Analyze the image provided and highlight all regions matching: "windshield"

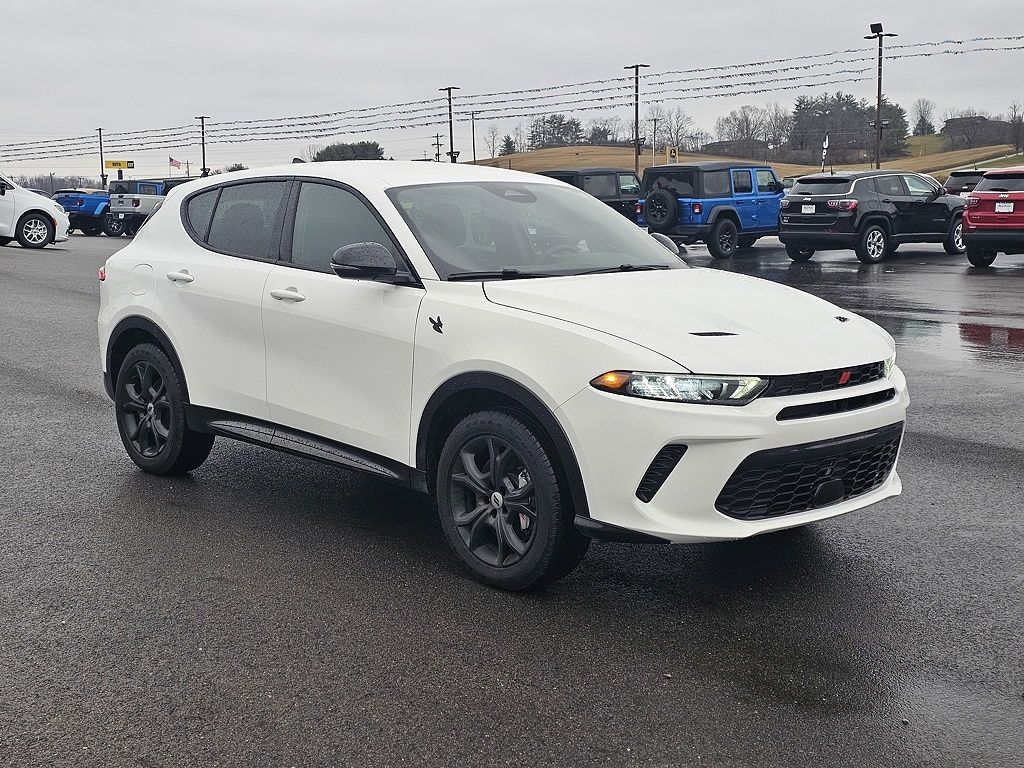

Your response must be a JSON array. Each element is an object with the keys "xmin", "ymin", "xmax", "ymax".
[
  {"xmin": 975, "ymin": 174, "xmax": 1024, "ymax": 193},
  {"xmin": 790, "ymin": 178, "xmax": 852, "ymax": 196},
  {"xmin": 387, "ymin": 181, "xmax": 684, "ymax": 279}
]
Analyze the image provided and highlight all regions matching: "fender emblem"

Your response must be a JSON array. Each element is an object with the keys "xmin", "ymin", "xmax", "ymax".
[
  {"xmin": 838, "ymin": 370, "xmax": 852, "ymax": 385},
  {"xmin": 429, "ymin": 315, "xmax": 444, "ymax": 334}
]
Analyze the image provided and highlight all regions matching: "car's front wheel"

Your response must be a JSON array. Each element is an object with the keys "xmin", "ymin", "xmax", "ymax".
[
  {"xmin": 966, "ymin": 247, "xmax": 997, "ymax": 268},
  {"xmin": 785, "ymin": 244, "xmax": 815, "ymax": 262},
  {"xmin": 944, "ymin": 216, "xmax": 966, "ymax": 255},
  {"xmin": 115, "ymin": 344, "xmax": 215, "ymax": 475},
  {"xmin": 16, "ymin": 213, "xmax": 53, "ymax": 249},
  {"xmin": 436, "ymin": 410, "xmax": 588, "ymax": 590},
  {"xmin": 708, "ymin": 218, "xmax": 738, "ymax": 259},
  {"xmin": 855, "ymin": 223, "xmax": 889, "ymax": 263}
]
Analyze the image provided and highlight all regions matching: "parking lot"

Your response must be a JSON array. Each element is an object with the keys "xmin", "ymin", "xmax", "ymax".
[{"xmin": 1, "ymin": 234, "xmax": 1022, "ymax": 766}]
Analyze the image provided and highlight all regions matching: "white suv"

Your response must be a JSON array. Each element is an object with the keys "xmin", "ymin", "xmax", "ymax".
[
  {"xmin": 98, "ymin": 162, "xmax": 908, "ymax": 590},
  {"xmin": 0, "ymin": 174, "xmax": 70, "ymax": 248}
]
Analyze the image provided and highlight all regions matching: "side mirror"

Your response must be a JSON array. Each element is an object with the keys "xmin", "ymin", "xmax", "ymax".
[
  {"xmin": 650, "ymin": 232, "xmax": 681, "ymax": 255},
  {"xmin": 331, "ymin": 242, "xmax": 398, "ymax": 280}
]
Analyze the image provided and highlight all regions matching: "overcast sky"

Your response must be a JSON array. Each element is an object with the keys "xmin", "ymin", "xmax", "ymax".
[{"xmin": 3, "ymin": 0, "xmax": 1021, "ymax": 178}]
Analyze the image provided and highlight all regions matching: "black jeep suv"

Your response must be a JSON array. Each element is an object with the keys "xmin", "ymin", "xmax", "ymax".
[
  {"xmin": 779, "ymin": 171, "xmax": 966, "ymax": 263},
  {"xmin": 538, "ymin": 167, "xmax": 641, "ymax": 219}
]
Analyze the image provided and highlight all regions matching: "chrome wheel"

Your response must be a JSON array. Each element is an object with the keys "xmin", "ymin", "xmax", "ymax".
[
  {"xmin": 448, "ymin": 434, "xmax": 536, "ymax": 568},
  {"xmin": 120, "ymin": 361, "xmax": 171, "ymax": 458},
  {"xmin": 22, "ymin": 217, "xmax": 49, "ymax": 245}
]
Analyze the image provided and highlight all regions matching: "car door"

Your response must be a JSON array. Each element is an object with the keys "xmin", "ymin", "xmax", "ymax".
[
  {"xmin": 616, "ymin": 172, "xmax": 641, "ymax": 219},
  {"xmin": 155, "ymin": 179, "xmax": 288, "ymax": 420},
  {"xmin": 730, "ymin": 169, "xmax": 757, "ymax": 229},
  {"xmin": 755, "ymin": 169, "xmax": 782, "ymax": 230},
  {"xmin": 0, "ymin": 178, "xmax": 16, "ymax": 238},
  {"xmin": 262, "ymin": 179, "xmax": 424, "ymax": 463},
  {"xmin": 874, "ymin": 174, "xmax": 913, "ymax": 236},
  {"xmin": 902, "ymin": 173, "xmax": 948, "ymax": 235}
]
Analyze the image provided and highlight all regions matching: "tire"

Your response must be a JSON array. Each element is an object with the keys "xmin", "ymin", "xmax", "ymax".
[
  {"xmin": 15, "ymin": 212, "xmax": 53, "ymax": 249},
  {"xmin": 82, "ymin": 220, "xmax": 103, "ymax": 236},
  {"xmin": 855, "ymin": 223, "xmax": 889, "ymax": 264},
  {"xmin": 0, "ymin": 237, "xmax": 11, "ymax": 247},
  {"xmin": 966, "ymin": 247, "xmax": 997, "ymax": 268},
  {"xmin": 102, "ymin": 214, "xmax": 126, "ymax": 237},
  {"xmin": 737, "ymin": 236, "xmax": 757, "ymax": 250},
  {"xmin": 785, "ymin": 244, "xmax": 815, "ymax": 262},
  {"xmin": 436, "ymin": 410, "xmax": 589, "ymax": 591},
  {"xmin": 643, "ymin": 190, "xmax": 678, "ymax": 233},
  {"xmin": 944, "ymin": 216, "xmax": 966, "ymax": 255},
  {"xmin": 114, "ymin": 343, "xmax": 215, "ymax": 475},
  {"xmin": 707, "ymin": 218, "xmax": 738, "ymax": 259},
  {"xmin": 124, "ymin": 218, "xmax": 140, "ymax": 237}
]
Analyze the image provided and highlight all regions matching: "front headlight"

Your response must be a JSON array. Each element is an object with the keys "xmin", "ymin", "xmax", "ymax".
[
  {"xmin": 884, "ymin": 354, "xmax": 896, "ymax": 378},
  {"xmin": 591, "ymin": 371, "xmax": 769, "ymax": 404}
]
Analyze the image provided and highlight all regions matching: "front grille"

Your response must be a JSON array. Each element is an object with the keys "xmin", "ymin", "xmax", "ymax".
[
  {"xmin": 716, "ymin": 422, "xmax": 903, "ymax": 520},
  {"xmin": 776, "ymin": 388, "xmax": 896, "ymax": 421},
  {"xmin": 635, "ymin": 445, "xmax": 687, "ymax": 503},
  {"xmin": 762, "ymin": 361, "xmax": 886, "ymax": 398}
]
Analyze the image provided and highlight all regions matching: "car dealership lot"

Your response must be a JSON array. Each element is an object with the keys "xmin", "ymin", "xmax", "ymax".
[{"xmin": 2, "ymin": 235, "xmax": 1022, "ymax": 765}]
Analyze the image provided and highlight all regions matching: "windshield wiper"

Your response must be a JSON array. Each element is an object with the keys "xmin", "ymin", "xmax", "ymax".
[
  {"xmin": 446, "ymin": 268, "xmax": 548, "ymax": 281},
  {"xmin": 573, "ymin": 264, "xmax": 672, "ymax": 276}
]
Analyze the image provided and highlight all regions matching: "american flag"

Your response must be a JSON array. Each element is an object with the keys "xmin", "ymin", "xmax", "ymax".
[{"xmin": 169, "ymin": 157, "xmax": 182, "ymax": 169}]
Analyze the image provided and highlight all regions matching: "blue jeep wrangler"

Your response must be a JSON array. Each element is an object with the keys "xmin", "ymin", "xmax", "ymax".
[
  {"xmin": 53, "ymin": 188, "xmax": 122, "ymax": 237},
  {"xmin": 637, "ymin": 161, "xmax": 785, "ymax": 259}
]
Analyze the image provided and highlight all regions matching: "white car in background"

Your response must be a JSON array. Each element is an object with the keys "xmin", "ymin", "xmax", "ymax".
[
  {"xmin": 0, "ymin": 174, "xmax": 70, "ymax": 248},
  {"xmin": 97, "ymin": 162, "xmax": 908, "ymax": 590}
]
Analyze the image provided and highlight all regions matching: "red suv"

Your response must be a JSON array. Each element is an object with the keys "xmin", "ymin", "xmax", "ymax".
[{"xmin": 963, "ymin": 167, "xmax": 1024, "ymax": 267}]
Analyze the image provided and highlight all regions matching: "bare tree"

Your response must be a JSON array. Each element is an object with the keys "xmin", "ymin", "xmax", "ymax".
[
  {"xmin": 301, "ymin": 143, "xmax": 323, "ymax": 162},
  {"xmin": 762, "ymin": 102, "xmax": 792, "ymax": 157},
  {"xmin": 643, "ymin": 103, "xmax": 667, "ymax": 149},
  {"xmin": 1009, "ymin": 101, "xmax": 1024, "ymax": 153},
  {"xmin": 484, "ymin": 123, "xmax": 501, "ymax": 158},
  {"xmin": 911, "ymin": 98, "xmax": 937, "ymax": 135},
  {"xmin": 661, "ymin": 107, "xmax": 696, "ymax": 150},
  {"xmin": 513, "ymin": 122, "xmax": 527, "ymax": 153},
  {"xmin": 715, "ymin": 105, "xmax": 768, "ymax": 143}
]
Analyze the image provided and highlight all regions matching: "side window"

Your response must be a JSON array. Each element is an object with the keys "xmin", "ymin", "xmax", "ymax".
[
  {"xmin": 732, "ymin": 170, "xmax": 753, "ymax": 194},
  {"xmin": 290, "ymin": 182, "xmax": 399, "ymax": 274},
  {"xmin": 207, "ymin": 181, "xmax": 289, "ymax": 259},
  {"xmin": 618, "ymin": 174, "xmax": 640, "ymax": 196},
  {"xmin": 185, "ymin": 189, "xmax": 219, "ymax": 240},
  {"xmin": 110, "ymin": 181, "xmax": 130, "ymax": 194},
  {"xmin": 903, "ymin": 175, "xmax": 935, "ymax": 197},
  {"xmin": 581, "ymin": 174, "xmax": 617, "ymax": 199},
  {"xmin": 874, "ymin": 175, "xmax": 905, "ymax": 198},
  {"xmin": 756, "ymin": 170, "xmax": 777, "ymax": 192},
  {"xmin": 702, "ymin": 170, "xmax": 730, "ymax": 198},
  {"xmin": 138, "ymin": 183, "xmax": 159, "ymax": 195}
]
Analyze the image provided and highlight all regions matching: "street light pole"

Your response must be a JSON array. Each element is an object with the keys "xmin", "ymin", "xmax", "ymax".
[
  {"xmin": 439, "ymin": 86, "xmax": 460, "ymax": 162},
  {"xmin": 195, "ymin": 115, "xmax": 210, "ymax": 176},
  {"xmin": 470, "ymin": 111, "xmax": 477, "ymax": 163},
  {"xmin": 652, "ymin": 117, "xmax": 658, "ymax": 167},
  {"xmin": 97, "ymin": 127, "xmax": 107, "ymax": 188},
  {"xmin": 865, "ymin": 23, "xmax": 897, "ymax": 170},
  {"xmin": 624, "ymin": 63, "xmax": 651, "ymax": 175}
]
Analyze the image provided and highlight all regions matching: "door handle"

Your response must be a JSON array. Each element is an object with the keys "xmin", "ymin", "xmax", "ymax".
[
  {"xmin": 270, "ymin": 287, "xmax": 306, "ymax": 302},
  {"xmin": 166, "ymin": 270, "xmax": 194, "ymax": 283}
]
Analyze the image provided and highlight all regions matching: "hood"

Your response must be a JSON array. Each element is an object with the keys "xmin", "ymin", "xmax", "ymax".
[{"xmin": 483, "ymin": 268, "xmax": 894, "ymax": 375}]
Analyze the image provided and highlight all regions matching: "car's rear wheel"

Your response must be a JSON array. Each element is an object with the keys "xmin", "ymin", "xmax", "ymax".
[
  {"xmin": 0, "ymin": 237, "xmax": 11, "ymax": 247},
  {"xmin": 785, "ymin": 244, "xmax": 815, "ymax": 262},
  {"xmin": 16, "ymin": 213, "xmax": 53, "ymax": 249},
  {"xmin": 115, "ymin": 344, "xmax": 215, "ymax": 475},
  {"xmin": 81, "ymin": 220, "xmax": 103, "ymax": 236},
  {"xmin": 708, "ymin": 218, "xmax": 738, "ymax": 259},
  {"xmin": 966, "ymin": 247, "xmax": 997, "ymax": 268},
  {"xmin": 436, "ymin": 410, "xmax": 588, "ymax": 590},
  {"xmin": 944, "ymin": 217, "xmax": 966, "ymax": 255},
  {"xmin": 737, "ymin": 236, "xmax": 757, "ymax": 250},
  {"xmin": 102, "ymin": 214, "xmax": 126, "ymax": 237},
  {"xmin": 856, "ymin": 223, "xmax": 888, "ymax": 263}
]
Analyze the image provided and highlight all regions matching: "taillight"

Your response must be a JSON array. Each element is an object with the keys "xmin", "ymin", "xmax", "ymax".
[
  {"xmin": 966, "ymin": 196, "xmax": 980, "ymax": 207},
  {"xmin": 827, "ymin": 199, "xmax": 858, "ymax": 211},
  {"xmin": 132, "ymin": 199, "xmax": 140, "ymax": 208},
  {"xmin": 635, "ymin": 202, "xmax": 642, "ymax": 216},
  {"xmin": 98, "ymin": 267, "xmax": 106, "ymax": 281},
  {"xmin": 780, "ymin": 198, "xmax": 790, "ymax": 209},
  {"xmin": 691, "ymin": 202, "xmax": 703, "ymax": 215}
]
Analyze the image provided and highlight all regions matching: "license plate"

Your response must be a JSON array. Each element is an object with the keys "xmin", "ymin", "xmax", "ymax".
[
  {"xmin": 801, "ymin": 204, "xmax": 815, "ymax": 214},
  {"xmin": 995, "ymin": 202, "xmax": 1014, "ymax": 213},
  {"xmin": 118, "ymin": 213, "xmax": 125, "ymax": 219}
]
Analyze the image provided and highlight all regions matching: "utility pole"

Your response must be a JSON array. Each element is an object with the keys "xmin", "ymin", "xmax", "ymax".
[
  {"xmin": 865, "ymin": 23, "xmax": 897, "ymax": 170},
  {"xmin": 439, "ymin": 85, "xmax": 460, "ymax": 162},
  {"xmin": 470, "ymin": 111, "xmax": 477, "ymax": 163},
  {"xmin": 432, "ymin": 134, "xmax": 443, "ymax": 162},
  {"xmin": 185, "ymin": 160, "xmax": 191, "ymax": 177},
  {"xmin": 48, "ymin": 172, "xmax": 55, "ymax": 194},
  {"xmin": 624, "ymin": 63, "xmax": 651, "ymax": 175},
  {"xmin": 97, "ymin": 127, "xmax": 107, "ymax": 188},
  {"xmin": 195, "ymin": 115, "xmax": 210, "ymax": 176},
  {"xmin": 652, "ymin": 117, "xmax": 658, "ymax": 167}
]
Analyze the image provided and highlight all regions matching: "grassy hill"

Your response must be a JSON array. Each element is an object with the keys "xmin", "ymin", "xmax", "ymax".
[{"xmin": 474, "ymin": 143, "xmax": 1015, "ymax": 182}]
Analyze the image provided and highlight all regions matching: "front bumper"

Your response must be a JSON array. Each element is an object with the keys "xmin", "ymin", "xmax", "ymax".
[
  {"xmin": 54, "ymin": 212, "xmax": 70, "ymax": 242},
  {"xmin": 962, "ymin": 229, "xmax": 1024, "ymax": 253},
  {"xmin": 558, "ymin": 367, "xmax": 909, "ymax": 543}
]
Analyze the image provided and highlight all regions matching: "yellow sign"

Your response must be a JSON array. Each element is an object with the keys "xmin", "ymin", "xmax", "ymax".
[{"xmin": 104, "ymin": 160, "xmax": 135, "ymax": 170}]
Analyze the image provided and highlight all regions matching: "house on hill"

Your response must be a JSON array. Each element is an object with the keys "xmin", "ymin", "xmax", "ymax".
[{"xmin": 942, "ymin": 116, "xmax": 1012, "ymax": 149}]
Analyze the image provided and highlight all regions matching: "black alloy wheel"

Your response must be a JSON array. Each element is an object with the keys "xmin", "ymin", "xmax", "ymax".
[
  {"xmin": 120, "ymin": 360, "xmax": 171, "ymax": 458},
  {"xmin": 708, "ymin": 218, "xmax": 738, "ymax": 259},
  {"xmin": 643, "ymin": 190, "xmax": 678, "ymax": 233},
  {"xmin": 103, "ymin": 214, "xmax": 126, "ymax": 237},
  {"xmin": 449, "ymin": 434, "xmax": 536, "ymax": 569}
]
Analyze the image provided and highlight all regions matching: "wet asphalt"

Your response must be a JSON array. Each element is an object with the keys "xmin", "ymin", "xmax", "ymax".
[{"xmin": 0, "ymin": 235, "xmax": 1021, "ymax": 767}]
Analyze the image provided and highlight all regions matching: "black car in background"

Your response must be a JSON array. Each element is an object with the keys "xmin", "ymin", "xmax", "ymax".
[
  {"xmin": 778, "ymin": 171, "xmax": 966, "ymax": 263},
  {"xmin": 537, "ymin": 167, "xmax": 641, "ymax": 219},
  {"xmin": 943, "ymin": 169, "xmax": 987, "ymax": 197}
]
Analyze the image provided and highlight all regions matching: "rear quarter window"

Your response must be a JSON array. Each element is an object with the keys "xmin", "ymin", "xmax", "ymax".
[
  {"xmin": 185, "ymin": 188, "xmax": 219, "ymax": 240},
  {"xmin": 702, "ymin": 170, "xmax": 731, "ymax": 198},
  {"xmin": 643, "ymin": 170, "xmax": 696, "ymax": 197},
  {"xmin": 581, "ymin": 174, "xmax": 617, "ymax": 199}
]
